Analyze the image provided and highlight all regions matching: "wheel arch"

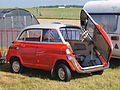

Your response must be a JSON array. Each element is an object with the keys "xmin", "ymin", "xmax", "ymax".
[
  {"xmin": 9, "ymin": 56, "xmax": 21, "ymax": 63},
  {"xmin": 53, "ymin": 59, "xmax": 75, "ymax": 71}
]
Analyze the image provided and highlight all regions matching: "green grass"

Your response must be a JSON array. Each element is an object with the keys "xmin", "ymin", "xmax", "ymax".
[
  {"xmin": 0, "ymin": 8, "xmax": 82, "ymax": 20},
  {"xmin": 25, "ymin": 8, "xmax": 82, "ymax": 20},
  {"xmin": 0, "ymin": 59, "xmax": 120, "ymax": 90}
]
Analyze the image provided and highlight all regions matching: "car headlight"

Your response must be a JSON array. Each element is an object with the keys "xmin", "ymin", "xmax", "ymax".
[{"xmin": 66, "ymin": 49, "xmax": 71, "ymax": 54}]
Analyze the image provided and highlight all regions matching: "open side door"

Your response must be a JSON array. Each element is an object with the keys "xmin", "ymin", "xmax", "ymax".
[{"xmin": 80, "ymin": 9, "xmax": 113, "ymax": 62}]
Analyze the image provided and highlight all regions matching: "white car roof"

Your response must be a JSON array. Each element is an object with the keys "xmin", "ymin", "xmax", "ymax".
[
  {"xmin": 23, "ymin": 24, "xmax": 80, "ymax": 30},
  {"xmin": 84, "ymin": 0, "xmax": 120, "ymax": 13}
]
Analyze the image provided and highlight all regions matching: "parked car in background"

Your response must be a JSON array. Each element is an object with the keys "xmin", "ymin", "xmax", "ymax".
[
  {"xmin": 84, "ymin": 0, "xmax": 120, "ymax": 59},
  {"xmin": 6, "ymin": 9, "xmax": 112, "ymax": 82}
]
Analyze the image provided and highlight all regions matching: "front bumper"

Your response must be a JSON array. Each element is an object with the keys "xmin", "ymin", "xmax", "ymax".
[{"xmin": 70, "ymin": 57, "xmax": 109, "ymax": 73}]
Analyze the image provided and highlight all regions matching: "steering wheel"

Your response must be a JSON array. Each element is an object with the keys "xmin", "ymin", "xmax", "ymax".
[{"xmin": 80, "ymin": 31, "xmax": 88, "ymax": 42}]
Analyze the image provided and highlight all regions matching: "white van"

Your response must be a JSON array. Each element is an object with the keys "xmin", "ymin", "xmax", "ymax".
[{"xmin": 83, "ymin": 0, "xmax": 120, "ymax": 59}]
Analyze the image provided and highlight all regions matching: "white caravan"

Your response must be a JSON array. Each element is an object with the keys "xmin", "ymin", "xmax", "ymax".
[{"xmin": 83, "ymin": 0, "xmax": 120, "ymax": 58}]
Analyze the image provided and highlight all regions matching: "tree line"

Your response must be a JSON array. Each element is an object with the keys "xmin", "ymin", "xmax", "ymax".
[{"xmin": 33, "ymin": 5, "xmax": 83, "ymax": 8}]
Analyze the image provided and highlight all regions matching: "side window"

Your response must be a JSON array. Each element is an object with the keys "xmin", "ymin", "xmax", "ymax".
[
  {"xmin": 18, "ymin": 29, "xmax": 42, "ymax": 42},
  {"xmin": 18, "ymin": 29, "xmax": 62, "ymax": 43},
  {"xmin": 18, "ymin": 31, "xmax": 27, "ymax": 41},
  {"xmin": 42, "ymin": 30, "xmax": 61, "ymax": 42},
  {"xmin": 91, "ymin": 15, "xmax": 118, "ymax": 32},
  {"xmin": 60, "ymin": 28, "xmax": 81, "ymax": 40}
]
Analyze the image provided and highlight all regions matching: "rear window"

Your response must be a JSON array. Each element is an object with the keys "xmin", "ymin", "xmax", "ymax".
[{"xmin": 91, "ymin": 15, "xmax": 118, "ymax": 32}]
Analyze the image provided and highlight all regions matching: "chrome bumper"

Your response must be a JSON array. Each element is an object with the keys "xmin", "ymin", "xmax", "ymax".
[{"xmin": 70, "ymin": 58, "xmax": 109, "ymax": 73}]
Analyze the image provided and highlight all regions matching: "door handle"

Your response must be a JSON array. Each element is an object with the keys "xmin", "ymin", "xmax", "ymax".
[{"xmin": 36, "ymin": 51, "xmax": 46, "ymax": 56}]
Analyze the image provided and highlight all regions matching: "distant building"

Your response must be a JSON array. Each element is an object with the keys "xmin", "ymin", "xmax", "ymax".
[{"xmin": 58, "ymin": 6, "xmax": 65, "ymax": 8}]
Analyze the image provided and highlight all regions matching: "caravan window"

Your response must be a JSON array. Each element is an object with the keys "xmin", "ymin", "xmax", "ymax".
[{"xmin": 91, "ymin": 15, "xmax": 118, "ymax": 32}]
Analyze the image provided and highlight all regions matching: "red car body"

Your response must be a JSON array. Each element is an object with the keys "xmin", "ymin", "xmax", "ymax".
[{"xmin": 6, "ymin": 9, "xmax": 113, "ymax": 81}]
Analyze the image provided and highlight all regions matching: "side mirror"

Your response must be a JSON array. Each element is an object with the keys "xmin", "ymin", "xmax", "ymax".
[{"xmin": 12, "ymin": 41, "xmax": 15, "ymax": 43}]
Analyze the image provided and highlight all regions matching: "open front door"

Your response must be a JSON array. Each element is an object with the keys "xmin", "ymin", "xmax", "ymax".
[{"xmin": 80, "ymin": 9, "xmax": 112, "ymax": 62}]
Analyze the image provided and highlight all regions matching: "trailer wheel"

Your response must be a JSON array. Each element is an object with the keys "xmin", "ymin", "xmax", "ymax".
[
  {"xmin": 52, "ymin": 64, "xmax": 71, "ymax": 82},
  {"xmin": 92, "ymin": 70, "xmax": 104, "ymax": 75},
  {"xmin": 10, "ymin": 58, "xmax": 24, "ymax": 73}
]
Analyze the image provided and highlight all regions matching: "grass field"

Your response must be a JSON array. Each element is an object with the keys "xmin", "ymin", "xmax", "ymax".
[
  {"xmin": 0, "ymin": 59, "xmax": 120, "ymax": 90},
  {"xmin": 25, "ymin": 8, "xmax": 82, "ymax": 20},
  {"xmin": 0, "ymin": 8, "xmax": 82, "ymax": 19}
]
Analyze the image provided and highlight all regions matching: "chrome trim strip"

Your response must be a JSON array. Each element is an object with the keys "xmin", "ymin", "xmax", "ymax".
[{"xmin": 82, "ymin": 65, "xmax": 104, "ymax": 70}]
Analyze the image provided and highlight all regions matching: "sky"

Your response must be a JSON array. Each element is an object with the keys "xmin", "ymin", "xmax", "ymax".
[{"xmin": 0, "ymin": 0, "xmax": 103, "ymax": 8}]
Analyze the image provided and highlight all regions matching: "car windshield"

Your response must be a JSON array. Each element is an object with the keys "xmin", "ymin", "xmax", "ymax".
[
  {"xmin": 60, "ymin": 27, "xmax": 81, "ymax": 40},
  {"xmin": 91, "ymin": 14, "xmax": 118, "ymax": 32}
]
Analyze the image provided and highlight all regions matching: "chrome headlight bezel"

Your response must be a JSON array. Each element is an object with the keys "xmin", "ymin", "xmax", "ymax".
[{"xmin": 66, "ymin": 56, "xmax": 73, "ymax": 61}]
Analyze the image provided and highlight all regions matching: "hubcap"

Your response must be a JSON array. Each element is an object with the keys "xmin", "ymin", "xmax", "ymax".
[
  {"xmin": 12, "ymin": 61, "xmax": 20, "ymax": 72},
  {"xmin": 58, "ymin": 68, "xmax": 65, "ymax": 80}
]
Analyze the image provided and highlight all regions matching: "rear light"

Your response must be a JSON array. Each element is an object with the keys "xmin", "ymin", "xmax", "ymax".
[
  {"xmin": 114, "ymin": 44, "xmax": 119, "ymax": 49},
  {"xmin": 111, "ymin": 36, "xmax": 119, "ymax": 40}
]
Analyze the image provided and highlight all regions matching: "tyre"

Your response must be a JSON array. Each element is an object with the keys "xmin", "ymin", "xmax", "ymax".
[
  {"xmin": 10, "ymin": 58, "xmax": 24, "ymax": 73},
  {"xmin": 52, "ymin": 64, "xmax": 71, "ymax": 82},
  {"xmin": 92, "ymin": 70, "xmax": 104, "ymax": 75}
]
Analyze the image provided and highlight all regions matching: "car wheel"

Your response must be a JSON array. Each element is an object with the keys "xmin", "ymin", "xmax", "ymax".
[
  {"xmin": 52, "ymin": 64, "xmax": 71, "ymax": 82},
  {"xmin": 10, "ymin": 58, "xmax": 23, "ymax": 73},
  {"xmin": 92, "ymin": 70, "xmax": 104, "ymax": 75}
]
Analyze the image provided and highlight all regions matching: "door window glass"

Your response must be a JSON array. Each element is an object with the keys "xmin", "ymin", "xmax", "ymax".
[
  {"xmin": 93, "ymin": 28, "xmax": 110, "ymax": 60},
  {"xmin": 18, "ymin": 29, "xmax": 62, "ymax": 43},
  {"xmin": 85, "ymin": 17, "xmax": 110, "ymax": 60},
  {"xmin": 91, "ymin": 15, "xmax": 118, "ymax": 32},
  {"xmin": 42, "ymin": 29, "xmax": 61, "ymax": 42},
  {"xmin": 18, "ymin": 29, "xmax": 42, "ymax": 42},
  {"xmin": 18, "ymin": 31, "xmax": 26, "ymax": 41},
  {"xmin": 26, "ymin": 30, "xmax": 42, "ymax": 42}
]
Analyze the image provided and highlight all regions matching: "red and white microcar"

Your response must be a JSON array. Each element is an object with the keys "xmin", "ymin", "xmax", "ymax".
[{"xmin": 6, "ymin": 10, "xmax": 112, "ymax": 81}]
